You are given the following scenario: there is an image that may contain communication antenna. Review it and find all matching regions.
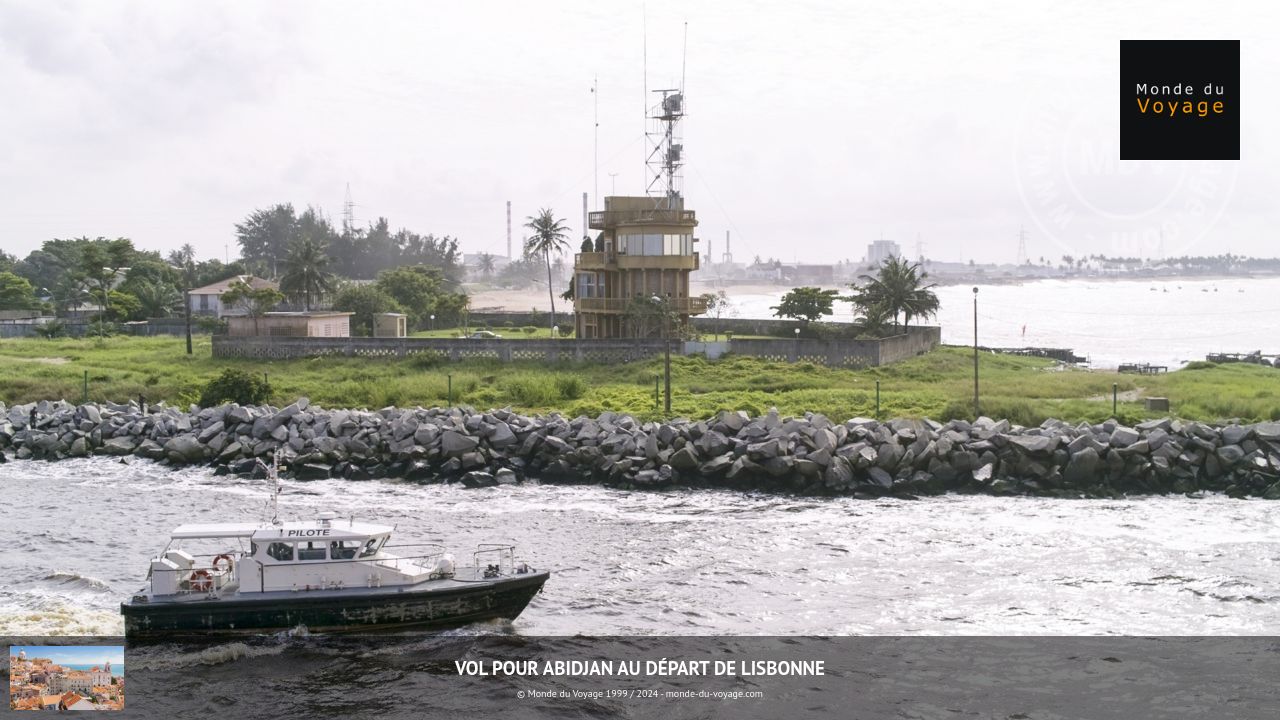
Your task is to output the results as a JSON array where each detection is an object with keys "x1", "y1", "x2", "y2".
[
  {"x1": 268, "y1": 449, "x2": 284, "y2": 526},
  {"x1": 592, "y1": 76, "x2": 599, "y2": 210},
  {"x1": 342, "y1": 183, "x2": 357, "y2": 234},
  {"x1": 1016, "y1": 225, "x2": 1029, "y2": 266}
]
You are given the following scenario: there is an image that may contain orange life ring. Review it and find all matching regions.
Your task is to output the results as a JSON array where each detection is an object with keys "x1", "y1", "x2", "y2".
[
  {"x1": 189, "y1": 569, "x2": 213, "y2": 593},
  {"x1": 213, "y1": 554, "x2": 234, "y2": 572}
]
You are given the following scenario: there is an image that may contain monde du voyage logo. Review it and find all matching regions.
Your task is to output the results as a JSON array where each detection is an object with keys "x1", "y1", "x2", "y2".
[{"x1": 1120, "y1": 40, "x2": 1239, "y2": 160}]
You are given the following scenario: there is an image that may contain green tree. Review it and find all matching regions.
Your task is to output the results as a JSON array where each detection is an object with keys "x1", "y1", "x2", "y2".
[
  {"x1": 78, "y1": 238, "x2": 135, "y2": 336},
  {"x1": 700, "y1": 290, "x2": 732, "y2": 340},
  {"x1": 771, "y1": 287, "x2": 838, "y2": 325},
  {"x1": 332, "y1": 283, "x2": 403, "y2": 336},
  {"x1": 222, "y1": 279, "x2": 284, "y2": 334},
  {"x1": 375, "y1": 265, "x2": 467, "y2": 329},
  {"x1": 0, "y1": 250, "x2": 15, "y2": 273},
  {"x1": 235, "y1": 204, "x2": 297, "y2": 277},
  {"x1": 477, "y1": 252, "x2": 496, "y2": 278},
  {"x1": 130, "y1": 279, "x2": 182, "y2": 318},
  {"x1": 0, "y1": 271, "x2": 38, "y2": 310},
  {"x1": 167, "y1": 243, "x2": 196, "y2": 268},
  {"x1": 523, "y1": 208, "x2": 571, "y2": 332},
  {"x1": 846, "y1": 256, "x2": 939, "y2": 331},
  {"x1": 104, "y1": 290, "x2": 142, "y2": 322},
  {"x1": 279, "y1": 236, "x2": 335, "y2": 310}
]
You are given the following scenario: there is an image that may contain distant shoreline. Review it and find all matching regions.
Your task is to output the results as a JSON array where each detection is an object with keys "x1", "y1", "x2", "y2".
[{"x1": 467, "y1": 273, "x2": 1280, "y2": 312}]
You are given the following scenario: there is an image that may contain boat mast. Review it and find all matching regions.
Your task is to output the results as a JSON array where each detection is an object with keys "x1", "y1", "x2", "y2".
[{"x1": 269, "y1": 449, "x2": 283, "y2": 526}]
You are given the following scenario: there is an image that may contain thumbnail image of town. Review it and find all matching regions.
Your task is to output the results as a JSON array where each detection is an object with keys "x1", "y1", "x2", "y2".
[{"x1": 9, "y1": 646, "x2": 124, "y2": 711}]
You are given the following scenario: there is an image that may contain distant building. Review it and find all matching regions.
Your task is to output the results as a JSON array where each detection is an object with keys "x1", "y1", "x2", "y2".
[
  {"x1": 744, "y1": 259, "x2": 783, "y2": 282},
  {"x1": 227, "y1": 311, "x2": 353, "y2": 338},
  {"x1": 865, "y1": 239, "x2": 901, "y2": 268},
  {"x1": 782, "y1": 264, "x2": 835, "y2": 285},
  {"x1": 188, "y1": 275, "x2": 278, "y2": 317},
  {"x1": 571, "y1": 195, "x2": 707, "y2": 338},
  {"x1": 373, "y1": 312, "x2": 408, "y2": 338}
]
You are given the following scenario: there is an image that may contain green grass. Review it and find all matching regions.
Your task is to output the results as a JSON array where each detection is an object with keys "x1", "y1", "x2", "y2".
[{"x1": 0, "y1": 336, "x2": 1277, "y2": 425}]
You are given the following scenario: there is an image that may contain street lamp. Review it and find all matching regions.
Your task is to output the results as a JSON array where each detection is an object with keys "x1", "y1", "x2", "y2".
[
  {"x1": 794, "y1": 326, "x2": 801, "y2": 361},
  {"x1": 972, "y1": 287, "x2": 979, "y2": 419},
  {"x1": 652, "y1": 295, "x2": 671, "y2": 415},
  {"x1": 430, "y1": 314, "x2": 435, "y2": 332}
]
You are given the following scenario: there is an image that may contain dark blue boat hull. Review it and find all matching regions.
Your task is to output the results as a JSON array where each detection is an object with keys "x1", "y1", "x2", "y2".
[{"x1": 121, "y1": 572, "x2": 548, "y2": 639}]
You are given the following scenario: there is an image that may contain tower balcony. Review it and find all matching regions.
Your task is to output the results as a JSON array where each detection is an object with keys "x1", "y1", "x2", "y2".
[
  {"x1": 574, "y1": 253, "x2": 700, "y2": 271},
  {"x1": 575, "y1": 296, "x2": 709, "y2": 315}
]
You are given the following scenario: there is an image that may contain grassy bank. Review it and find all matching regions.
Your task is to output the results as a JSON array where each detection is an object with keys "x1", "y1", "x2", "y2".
[{"x1": 0, "y1": 336, "x2": 1277, "y2": 425}]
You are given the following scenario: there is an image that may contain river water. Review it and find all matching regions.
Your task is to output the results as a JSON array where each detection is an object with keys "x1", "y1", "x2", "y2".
[
  {"x1": 3, "y1": 458, "x2": 1280, "y2": 637},
  {"x1": 726, "y1": 276, "x2": 1280, "y2": 368}
]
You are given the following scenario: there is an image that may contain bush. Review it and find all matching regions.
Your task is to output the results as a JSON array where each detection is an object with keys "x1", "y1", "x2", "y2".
[
  {"x1": 195, "y1": 316, "x2": 228, "y2": 334},
  {"x1": 1183, "y1": 360, "x2": 1217, "y2": 370},
  {"x1": 555, "y1": 375, "x2": 587, "y2": 400},
  {"x1": 200, "y1": 368, "x2": 272, "y2": 407},
  {"x1": 85, "y1": 320, "x2": 119, "y2": 337},
  {"x1": 31, "y1": 320, "x2": 66, "y2": 339},
  {"x1": 522, "y1": 326, "x2": 538, "y2": 335}
]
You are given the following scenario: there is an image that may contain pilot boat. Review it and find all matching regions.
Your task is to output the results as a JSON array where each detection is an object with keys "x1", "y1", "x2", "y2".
[{"x1": 121, "y1": 461, "x2": 548, "y2": 638}]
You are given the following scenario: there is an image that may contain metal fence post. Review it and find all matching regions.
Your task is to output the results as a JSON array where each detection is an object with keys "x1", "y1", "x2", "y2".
[
  {"x1": 1113, "y1": 383, "x2": 1118, "y2": 416},
  {"x1": 82, "y1": 370, "x2": 88, "y2": 404},
  {"x1": 448, "y1": 374, "x2": 453, "y2": 406},
  {"x1": 875, "y1": 380, "x2": 880, "y2": 419}
]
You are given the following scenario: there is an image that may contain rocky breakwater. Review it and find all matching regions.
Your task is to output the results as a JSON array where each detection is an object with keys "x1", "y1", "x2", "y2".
[{"x1": 3, "y1": 399, "x2": 1280, "y2": 499}]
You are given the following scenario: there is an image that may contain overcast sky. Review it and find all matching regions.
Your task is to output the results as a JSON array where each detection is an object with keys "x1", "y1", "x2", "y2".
[{"x1": 2, "y1": 1, "x2": 1276, "y2": 265}]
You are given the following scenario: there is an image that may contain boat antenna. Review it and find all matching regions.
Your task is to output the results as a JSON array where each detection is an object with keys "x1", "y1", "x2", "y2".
[{"x1": 270, "y1": 449, "x2": 283, "y2": 526}]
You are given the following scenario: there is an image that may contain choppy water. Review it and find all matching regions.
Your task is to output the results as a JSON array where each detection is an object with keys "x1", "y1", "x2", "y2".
[
  {"x1": 3, "y1": 458, "x2": 1280, "y2": 637},
  {"x1": 728, "y1": 276, "x2": 1280, "y2": 368}
]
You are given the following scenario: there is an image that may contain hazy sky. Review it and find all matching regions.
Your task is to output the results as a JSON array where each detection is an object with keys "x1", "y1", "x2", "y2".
[{"x1": 2, "y1": 1, "x2": 1276, "y2": 265}]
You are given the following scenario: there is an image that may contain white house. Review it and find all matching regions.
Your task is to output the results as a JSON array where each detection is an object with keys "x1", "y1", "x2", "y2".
[{"x1": 188, "y1": 275, "x2": 277, "y2": 317}]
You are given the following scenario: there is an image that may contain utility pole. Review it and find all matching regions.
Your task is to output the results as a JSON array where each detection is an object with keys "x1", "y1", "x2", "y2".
[
  {"x1": 972, "y1": 287, "x2": 980, "y2": 418},
  {"x1": 653, "y1": 295, "x2": 672, "y2": 415},
  {"x1": 184, "y1": 289, "x2": 193, "y2": 355},
  {"x1": 506, "y1": 201, "x2": 512, "y2": 260}
]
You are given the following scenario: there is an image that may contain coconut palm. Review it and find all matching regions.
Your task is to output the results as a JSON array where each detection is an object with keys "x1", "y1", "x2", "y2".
[
  {"x1": 847, "y1": 256, "x2": 939, "y2": 332},
  {"x1": 523, "y1": 208, "x2": 571, "y2": 331},
  {"x1": 131, "y1": 280, "x2": 182, "y2": 318},
  {"x1": 478, "y1": 252, "x2": 496, "y2": 278},
  {"x1": 279, "y1": 236, "x2": 335, "y2": 310}
]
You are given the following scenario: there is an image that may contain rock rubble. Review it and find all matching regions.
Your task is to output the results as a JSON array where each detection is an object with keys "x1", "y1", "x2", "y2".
[{"x1": 3, "y1": 399, "x2": 1280, "y2": 499}]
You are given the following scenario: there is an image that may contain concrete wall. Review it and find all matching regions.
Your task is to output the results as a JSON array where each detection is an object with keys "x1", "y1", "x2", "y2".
[{"x1": 212, "y1": 327, "x2": 941, "y2": 368}]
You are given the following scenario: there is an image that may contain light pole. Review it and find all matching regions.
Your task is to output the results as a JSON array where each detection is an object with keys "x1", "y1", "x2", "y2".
[
  {"x1": 972, "y1": 286, "x2": 979, "y2": 419},
  {"x1": 794, "y1": 326, "x2": 800, "y2": 361},
  {"x1": 430, "y1": 314, "x2": 435, "y2": 332},
  {"x1": 652, "y1": 295, "x2": 671, "y2": 415}
]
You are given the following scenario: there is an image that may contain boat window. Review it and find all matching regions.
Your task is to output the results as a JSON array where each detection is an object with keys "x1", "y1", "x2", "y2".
[
  {"x1": 330, "y1": 540, "x2": 361, "y2": 560},
  {"x1": 298, "y1": 541, "x2": 326, "y2": 562},
  {"x1": 359, "y1": 537, "x2": 383, "y2": 558},
  {"x1": 266, "y1": 542, "x2": 294, "y2": 562},
  {"x1": 251, "y1": 542, "x2": 258, "y2": 556}
]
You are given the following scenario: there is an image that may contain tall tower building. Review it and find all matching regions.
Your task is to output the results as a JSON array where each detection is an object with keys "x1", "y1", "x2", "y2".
[{"x1": 571, "y1": 85, "x2": 706, "y2": 338}]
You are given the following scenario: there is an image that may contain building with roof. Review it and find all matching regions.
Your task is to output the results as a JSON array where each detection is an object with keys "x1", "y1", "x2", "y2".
[
  {"x1": 226, "y1": 311, "x2": 353, "y2": 338},
  {"x1": 188, "y1": 275, "x2": 278, "y2": 317},
  {"x1": 572, "y1": 195, "x2": 707, "y2": 338}
]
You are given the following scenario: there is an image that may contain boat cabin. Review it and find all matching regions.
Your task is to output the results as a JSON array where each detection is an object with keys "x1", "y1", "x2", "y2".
[{"x1": 148, "y1": 511, "x2": 445, "y2": 597}]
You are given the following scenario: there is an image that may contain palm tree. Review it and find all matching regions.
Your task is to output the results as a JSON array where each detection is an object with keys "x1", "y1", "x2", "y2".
[
  {"x1": 847, "y1": 256, "x2": 939, "y2": 332},
  {"x1": 478, "y1": 252, "x2": 496, "y2": 278},
  {"x1": 279, "y1": 236, "x2": 335, "y2": 310},
  {"x1": 167, "y1": 244, "x2": 196, "y2": 268},
  {"x1": 523, "y1": 208, "x2": 571, "y2": 331},
  {"x1": 132, "y1": 280, "x2": 182, "y2": 318}
]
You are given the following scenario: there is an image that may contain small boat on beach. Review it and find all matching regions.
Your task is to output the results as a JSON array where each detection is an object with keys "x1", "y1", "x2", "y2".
[{"x1": 121, "y1": 460, "x2": 548, "y2": 639}]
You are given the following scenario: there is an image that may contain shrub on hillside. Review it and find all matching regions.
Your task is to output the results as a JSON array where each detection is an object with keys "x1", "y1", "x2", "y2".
[{"x1": 200, "y1": 368, "x2": 272, "y2": 408}]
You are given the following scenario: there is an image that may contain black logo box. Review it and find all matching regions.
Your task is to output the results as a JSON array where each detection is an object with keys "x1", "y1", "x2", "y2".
[{"x1": 1120, "y1": 39, "x2": 1239, "y2": 160}]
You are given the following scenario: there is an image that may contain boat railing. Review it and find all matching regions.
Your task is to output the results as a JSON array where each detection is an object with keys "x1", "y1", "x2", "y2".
[
  {"x1": 473, "y1": 544, "x2": 518, "y2": 577},
  {"x1": 259, "y1": 550, "x2": 453, "y2": 592}
]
